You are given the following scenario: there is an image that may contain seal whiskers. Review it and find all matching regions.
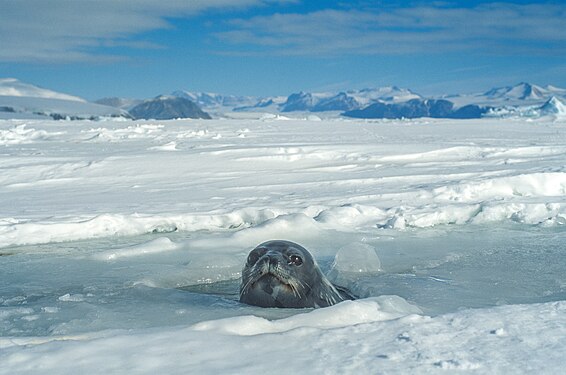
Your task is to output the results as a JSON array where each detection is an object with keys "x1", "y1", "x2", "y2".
[{"x1": 239, "y1": 240, "x2": 351, "y2": 308}]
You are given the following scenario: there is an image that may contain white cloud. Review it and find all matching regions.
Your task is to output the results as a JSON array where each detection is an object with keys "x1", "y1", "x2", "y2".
[
  {"x1": 214, "y1": 3, "x2": 566, "y2": 56},
  {"x1": 0, "y1": 0, "x2": 277, "y2": 62},
  {"x1": 3, "y1": 1, "x2": 565, "y2": 63}
]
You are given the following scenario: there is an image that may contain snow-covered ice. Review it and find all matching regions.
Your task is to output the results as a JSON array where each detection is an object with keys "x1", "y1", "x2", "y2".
[{"x1": 1, "y1": 115, "x2": 565, "y2": 374}]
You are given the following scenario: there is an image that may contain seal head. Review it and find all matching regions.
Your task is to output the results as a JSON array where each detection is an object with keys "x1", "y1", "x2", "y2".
[{"x1": 239, "y1": 240, "x2": 347, "y2": 308}]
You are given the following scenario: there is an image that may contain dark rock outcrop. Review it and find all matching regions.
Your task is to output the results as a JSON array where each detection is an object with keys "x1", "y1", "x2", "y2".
[
  {"x1": 343, "y1": 99, "x2": 488, "y2": 119},
  {"x1": 129, "y1": 96, "x2": 211, "y2": 120}
]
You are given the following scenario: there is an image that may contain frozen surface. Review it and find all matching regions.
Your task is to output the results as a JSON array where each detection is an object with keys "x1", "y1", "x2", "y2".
[{"x1": 1, "y1": 116, "x2": 566, "y2": 373}]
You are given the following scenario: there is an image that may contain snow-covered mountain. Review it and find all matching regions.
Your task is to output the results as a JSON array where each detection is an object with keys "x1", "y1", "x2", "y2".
[
  {"x1": 95, "y1": 97, "x2": 143, "y2": 111},
  {"x1": 95, "y1": 82, "x2": 566, "y2": 120},
  {"x1": 277, "y1": 87, "x2": 421, "y2": 113},
  {"x1": 312, "y1": 92, "x2": 360, "y2": 112},
  {"x1": 2, "y1": 78, "x2": 566, "y2": 121},
  {"x1": 232, "y1": 96, "x2": 287, "y2": 113},
  {"x1": 0, "y1": 78, "x2": 130, "y2": 120},
  {"x1": 279, "y1": 91, "x2": 324, "y2": 112},
  {"x1": 342, "y1": 83, "x2": 566, "y2": 120},
  {"x1": 348, "y1": 86, "x2": 421, "y2": 105},
  {"x1": 445, "y1": 82, "x2": 566, "y2": 108},
  {"x1": 171, "y1": 90, "x2": 257, "y2": 111},
  {"x1": 0, "y1": 78, "x2": 85, "y2": 102},
  {"x1": 539, "y1": 96, "x2": 566, "y2": 116},
  {"x1": 344, "y1": 99, "x2": 488, "y2": 119},
  {"x1": 483, "y1": 82, "x2": 550, "y2": 101}
]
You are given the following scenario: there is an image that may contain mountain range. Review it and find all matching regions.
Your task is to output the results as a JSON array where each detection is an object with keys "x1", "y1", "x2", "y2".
[
  {"x1": 343, "y1": 99, "x2": 489, "y2": 120},
  {"x1": 161, "y1": 83, "x2": 566, "y2": 119},
  {"x1": 1, "y1": 78, "x2": 565, "y2": 120}
]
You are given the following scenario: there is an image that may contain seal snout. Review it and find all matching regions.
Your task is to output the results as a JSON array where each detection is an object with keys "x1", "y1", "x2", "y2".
[
  {"x1": 253, "y1": 250, "x2": 284, "y2": 271},
  {"x1": 268, "y1": 256, "x2": 278, "y2": 267},
  {"x1": 260, "y1": 252, "x2": 287, "y2": 281}
]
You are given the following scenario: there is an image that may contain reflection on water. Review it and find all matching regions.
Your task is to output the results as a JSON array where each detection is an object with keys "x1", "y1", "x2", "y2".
[
  {"x1": 364, "y1": 225, "x2": 566, "y2": 315},
  {"x1": 178, "y1": 279, "x2": 240, "y2": 299}
]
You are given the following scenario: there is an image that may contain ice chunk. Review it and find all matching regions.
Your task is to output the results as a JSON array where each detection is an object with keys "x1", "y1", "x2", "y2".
[
  {"x1": 192, "y1": 296, "x2": 421, "y2": 336},
  {"x1": 92, "y1": 237, "x2": 180, "y2": 261},
  {"x1": 328, "y1": 242, "x2": 381, "y2": 288},
  {"x1": 58, "y1": 294, "x2": 85, "y2": 302},
  {"x1": 146, "y1": 252, "x2": 243, "y2": 288},
  {"x1": 330, "y1": 242, "x2": 381, "y2": 273},
  {"x1": 149, "y1": 141, "x2": 178, "y2": 151}
]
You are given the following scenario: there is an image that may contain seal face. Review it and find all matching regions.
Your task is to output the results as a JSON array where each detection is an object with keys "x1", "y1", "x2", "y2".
[{"x1": 239, "y1": 240, "x2": 348, "y2": 308}]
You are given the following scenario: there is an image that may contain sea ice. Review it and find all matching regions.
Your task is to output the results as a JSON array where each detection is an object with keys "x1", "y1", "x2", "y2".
[{"x1": 1, "y1": 116, "x2": 565, "y2": 373}]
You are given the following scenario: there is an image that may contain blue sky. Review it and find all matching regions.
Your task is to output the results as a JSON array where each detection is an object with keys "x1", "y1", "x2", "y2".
[{"x1": 1, "y1": 0, "x2": 565, "y2": 100}]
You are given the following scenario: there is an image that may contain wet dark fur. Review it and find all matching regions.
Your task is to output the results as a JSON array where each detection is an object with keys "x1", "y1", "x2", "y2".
[{"x1": 239, "y1": 240, "x2": 350, "y2": 308}]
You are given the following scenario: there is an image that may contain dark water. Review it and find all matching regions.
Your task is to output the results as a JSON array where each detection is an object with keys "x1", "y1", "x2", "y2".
[
  {"x1": 1, "y1": 224, "x2": 565, "y2": 336},
  {"x1": 361, "y1": 225, "x2": 566, "y2": 315}
]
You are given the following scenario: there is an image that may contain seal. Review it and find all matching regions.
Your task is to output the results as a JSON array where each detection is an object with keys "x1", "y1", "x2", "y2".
[{"x1": 239, "y1": 240, "x2": 350, "y2": 308}]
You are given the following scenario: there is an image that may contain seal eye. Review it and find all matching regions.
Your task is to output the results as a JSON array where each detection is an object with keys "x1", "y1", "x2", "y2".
[{"x1": 289, "y1": 255, "x2": 303, "y2": 266}]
